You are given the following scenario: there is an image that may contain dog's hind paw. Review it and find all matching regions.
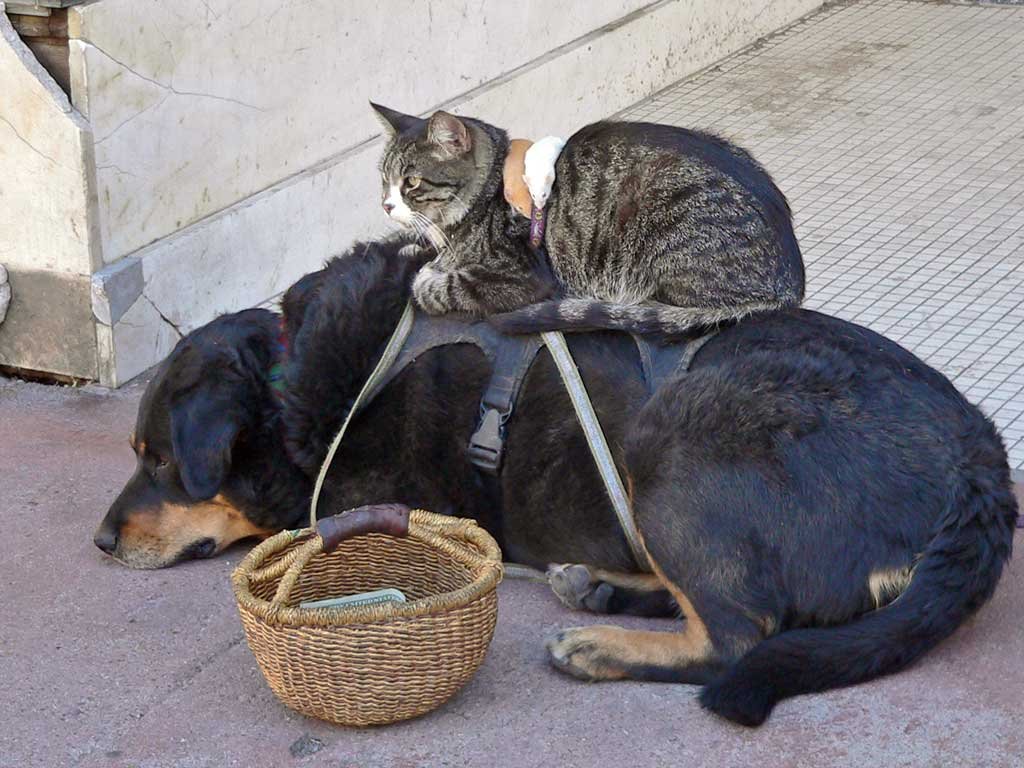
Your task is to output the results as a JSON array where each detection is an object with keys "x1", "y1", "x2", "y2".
[{"x1": 546, "y1": 563, "x2": 614, "y2": 613}]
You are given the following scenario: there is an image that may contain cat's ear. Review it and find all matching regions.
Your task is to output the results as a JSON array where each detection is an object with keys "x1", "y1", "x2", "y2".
[
  {"x1": 427, "y1": 111, "x2": 472, "y2": 157},
  {"x1": 370, "y1": 102, "x2": 424, "y2": 136}
]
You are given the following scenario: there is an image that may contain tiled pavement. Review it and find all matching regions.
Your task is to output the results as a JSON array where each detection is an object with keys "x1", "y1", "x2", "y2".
[{"x1": 622, "y1": 0, "x2": 1024, "y2": 471}]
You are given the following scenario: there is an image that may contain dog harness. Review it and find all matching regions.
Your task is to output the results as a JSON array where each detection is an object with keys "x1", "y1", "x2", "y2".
[{"x1": 307, "y1": 302, "x2": 714, "y2": 570}]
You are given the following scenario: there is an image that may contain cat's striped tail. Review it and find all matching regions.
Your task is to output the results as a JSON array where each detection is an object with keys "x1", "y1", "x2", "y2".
[{"x1": 488, "y1": 298, "x2": 788, "y2": 339}]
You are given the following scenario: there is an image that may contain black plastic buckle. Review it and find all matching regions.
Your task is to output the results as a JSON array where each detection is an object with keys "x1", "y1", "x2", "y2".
[{"x1": 468, "y1": 408, "x2": 506, "y2": 475}]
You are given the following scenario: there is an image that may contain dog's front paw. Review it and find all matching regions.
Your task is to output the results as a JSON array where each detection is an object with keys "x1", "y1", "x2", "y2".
[
  {"x1": 546, "y1": 626, "x2": 628, "y2": 681},
  {"x1": 547, "y1": 564, "x2": 614, "y2": 613},
  {"x1": 412, "y1": 264, "x2": 451, "y2": 315}
]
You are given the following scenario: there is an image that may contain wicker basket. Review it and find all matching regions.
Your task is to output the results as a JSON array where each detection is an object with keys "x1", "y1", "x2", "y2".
[{"x1": 231, "y1": 504, "x2": 503, "y2": 726}]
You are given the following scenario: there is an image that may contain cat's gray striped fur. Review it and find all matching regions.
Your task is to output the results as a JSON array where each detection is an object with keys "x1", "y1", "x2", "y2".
[{"x1": 372, "y1": 104, "x2": 804, "y2": 337}]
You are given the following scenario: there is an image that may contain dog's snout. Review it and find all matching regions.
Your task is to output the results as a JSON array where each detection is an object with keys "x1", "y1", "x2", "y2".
[{"x1": 93, "y1": 525, "x2": 118, "y2": 555}]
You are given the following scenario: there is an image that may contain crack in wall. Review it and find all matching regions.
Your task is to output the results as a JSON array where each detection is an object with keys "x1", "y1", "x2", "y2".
[
  {"x1": 141, "y1": 293, "x2": 182, "y2": 338},
  {"x1": 96, "y1": 162, "x2": 138, "y2": 178},
  {"x1": 93, "y1": 93, "x2": 170, "y2": 146},
  {"x1": 0, "y1": 113, "x2": 71, "y2": 171},
  {"x1": 86, "y1": 43, "x2": 267, "y2": 113}
]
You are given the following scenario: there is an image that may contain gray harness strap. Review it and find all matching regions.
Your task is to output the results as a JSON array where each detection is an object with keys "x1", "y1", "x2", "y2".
[
  {"x1": 467, "y1": 334, "x2": 545, "y2": 474},
  {"x1": 310, "y1": 302, "x2": 417, "y2": 526},
  {"x1": 633, "y1": 332, "x2": 717, "y2": 394},
  {"x1": 361, "y1": 310, "x2": 544, "y2": 475},
  {"x1": 542, "y1": 331, "x2": 651, "y2": 569},
  {"x1": 363, "y1": 312, "x2": 516, "y2": 403}
]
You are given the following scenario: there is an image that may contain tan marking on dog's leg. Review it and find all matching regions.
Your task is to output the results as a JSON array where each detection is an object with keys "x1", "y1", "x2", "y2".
[
  {"x1": 631, "y1": 516, "x2": 708, "y2": 634},
  {"x1": 646, "y1": 556, "x2": 706, "y2": 631},
  {"x1": 547, "y1": 619, "x2": 713, "y2": 681},
  {"x1": 547, "y1": 564, "x2": 666, "y2": 611},
  {"x1": 590, "y1": 569, "x2": 664, "y2": 591},
  {"x1": 547, "y1": 480, "x2": 717, "y2": 679}
]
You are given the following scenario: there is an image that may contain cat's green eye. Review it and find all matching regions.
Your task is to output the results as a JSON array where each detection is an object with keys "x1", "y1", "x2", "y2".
[{"x1": 405, "y1": 175, "x2": 421, "y2": 190}]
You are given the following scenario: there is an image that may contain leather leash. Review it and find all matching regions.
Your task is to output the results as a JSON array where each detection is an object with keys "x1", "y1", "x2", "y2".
[{"x1": 309, "y1": 302, "x2": 416, "y2": 527}]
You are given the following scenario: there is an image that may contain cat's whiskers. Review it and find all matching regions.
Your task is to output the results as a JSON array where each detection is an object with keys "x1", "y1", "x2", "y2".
[
  {"x1": 413, "y1": 212, "x2": 454, "y2": 255},
  {"x1": 409, "y1": 213, "x2": 433, "y2": 247},
  {"x1": 407, "y1": 216, "x2": 427, "y2": 244},
  {"x1": 412, "y1": 213, "x2": 439, "y2": 246},
  {"x1": 405, "y1": 215, "x2": 436, "y2": 252}
]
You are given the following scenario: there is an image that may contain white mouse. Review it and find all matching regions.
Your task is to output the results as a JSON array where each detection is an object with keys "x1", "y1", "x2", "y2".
[{"x1": 523, "y1": 136, "x2": 566, "y2": 210}]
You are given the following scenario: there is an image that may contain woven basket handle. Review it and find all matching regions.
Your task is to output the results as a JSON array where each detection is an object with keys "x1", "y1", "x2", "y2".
[{"x1": 317, "y1": 503, "x2": 411, "y2": 553}]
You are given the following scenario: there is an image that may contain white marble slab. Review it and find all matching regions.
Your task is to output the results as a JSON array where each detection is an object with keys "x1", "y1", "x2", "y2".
[
  {"x1": 0, "y1": 9, "x2": 99, "y2": 276},
  {"x1": 70, "y1": 0, "x2": 655, "y2": 264}
]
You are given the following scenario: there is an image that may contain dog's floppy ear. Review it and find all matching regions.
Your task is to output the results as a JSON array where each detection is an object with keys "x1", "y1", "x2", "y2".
[
  {"x1": 170, "y1": 390, "x2": 244, "y2": 500},
  {"x1": 370, "y1": 102, "x2": 424, "y2": 136}
]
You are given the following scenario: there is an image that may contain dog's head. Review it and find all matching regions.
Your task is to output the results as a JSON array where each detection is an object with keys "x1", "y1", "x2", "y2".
[{"x1": 94, "y1": 309, "x2": 310, "y2": 568}]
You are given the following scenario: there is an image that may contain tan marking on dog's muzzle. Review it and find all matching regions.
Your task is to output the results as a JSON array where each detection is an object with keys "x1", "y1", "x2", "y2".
[{"x1": 113, "y1": 494, "x2": 272, "y2": 569}]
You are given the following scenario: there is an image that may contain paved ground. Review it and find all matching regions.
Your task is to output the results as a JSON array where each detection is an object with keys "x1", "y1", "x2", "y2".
[
  {"x1": 2, "y1": 376, "x2": 1023, "y2": 768},
  {"x1": 5, "y1": 1, "x2": 1024, "y2": 766},
  {"x1": 623, "y1": 0, "x2": 1024, "y2": 470}
]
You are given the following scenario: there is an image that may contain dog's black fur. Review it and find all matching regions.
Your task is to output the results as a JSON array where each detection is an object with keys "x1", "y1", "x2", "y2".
[{"x1": 96, "y1": 234, "x2": 1017, "y2": 725}]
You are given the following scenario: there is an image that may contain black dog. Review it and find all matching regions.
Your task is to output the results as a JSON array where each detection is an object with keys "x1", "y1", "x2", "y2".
[{"x1": 95, "y1": 234, "x2": 1017, "y2": 726}]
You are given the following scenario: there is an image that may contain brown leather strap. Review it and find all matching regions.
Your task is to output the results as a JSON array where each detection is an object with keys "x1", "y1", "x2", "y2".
[{"x1": 317, "y1": 503, "x2": 411, "y2": 553}]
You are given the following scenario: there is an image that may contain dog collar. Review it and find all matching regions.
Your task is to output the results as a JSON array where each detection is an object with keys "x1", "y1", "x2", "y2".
[
  {"x1": 529, "y1": 204, "x2": 546, "y2": 250},
  {"x1": 268, "y1": 320, "x2": 288, "y2": 398}
]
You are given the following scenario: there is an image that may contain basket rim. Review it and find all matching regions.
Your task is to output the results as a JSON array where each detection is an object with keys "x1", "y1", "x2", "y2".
[{"x1": 231, "y1": 510, "x2": 503, "y2": 627}]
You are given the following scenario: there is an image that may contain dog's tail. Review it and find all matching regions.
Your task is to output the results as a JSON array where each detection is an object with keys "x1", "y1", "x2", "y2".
[
  {"x1": 489, "y1": 298, "x2": 785, "y2": 339},
  {"x1": 700, "y1": 436, "x2": 1018, "y2": 727}
]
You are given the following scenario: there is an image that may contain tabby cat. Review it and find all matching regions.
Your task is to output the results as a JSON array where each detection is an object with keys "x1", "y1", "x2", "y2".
[{"x1": 371, "y1": 103, "x2": 804, "y2": 337}]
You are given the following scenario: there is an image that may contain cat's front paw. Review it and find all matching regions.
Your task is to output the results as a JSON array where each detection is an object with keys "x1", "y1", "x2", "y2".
[
  {"x1": 412, "y1": 264, "x2": 452, "y2": 315},
  {"x1": 398, "y1": 242, "x2": 426, "y2": 259}
]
